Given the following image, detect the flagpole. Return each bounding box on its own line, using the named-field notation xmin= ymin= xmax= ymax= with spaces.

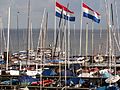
xmin=54 ymin=0 xmax=57 ymax=48
xmin=79 ymin=0 xmax=83 ymax=56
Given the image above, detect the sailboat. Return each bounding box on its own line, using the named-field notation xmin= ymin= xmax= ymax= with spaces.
xmin=96 ymin=0 xmax=120 ymax=89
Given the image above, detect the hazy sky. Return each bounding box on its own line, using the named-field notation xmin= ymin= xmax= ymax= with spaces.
xmin=0 ymin=0 xmax=120 ymax=29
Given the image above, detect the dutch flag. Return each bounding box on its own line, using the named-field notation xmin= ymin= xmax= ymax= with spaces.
xmin=55 ymin=2 xmax=75 ymax=22
xmin=82 ymin=3 xmax=100 ymax=23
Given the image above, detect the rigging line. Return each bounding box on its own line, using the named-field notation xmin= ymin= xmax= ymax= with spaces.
xmin=98 ymin=0 xmax=103 ymax=55
xmin=2 ymin=23 xmax=7 ymax=51
xmin=35 ymin=8 xmax=46 ymax=61
xmin=37 ymin=8 xmax=46 ymax=49
xmin=53 ymin=9 xmax=63 ymax=58
xmin=111 ymin=4 xmax=120 ymax=51
xmin=114 ymin=0 xmax=120 ymax=46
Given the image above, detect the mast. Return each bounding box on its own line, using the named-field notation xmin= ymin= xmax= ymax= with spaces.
xmin=17 ymin=12 xmax=19 ymax=52
xmin=98 ymin=26 xmax=102 ymax=54
xmin=30 ymin=22 xmax=33 ymax=50
xmin=64 ymin=14 xmax=67 ymax=90
xmin=91 ymin=21 xmax=94 ymax=65
xmin=26 ymin=0 xmax=30 ymax=66
xmin=105 ymin=0 xmax=111 ymax=69
xmin=114 ymin=0 xmax=120 ymax=46
xmin=65 ymin=3 xmax=69 ymax=90
xmin=68 ymin=11 xmax=70 ymax=67
xmin=6 ymin=7 xmax=11 ymax=70
xmin=0 ymin=17 xmax=3 ymax=56
xmin=2 ymin=23 xmax=6 ymax=52
xmin=108 ymin=3 xmax=112 ymax=73
xmin=37 ymin=8 xmax=46 ymax=50
xmin=43 ymin=12 xmax=48 ymax=48
xmin=111 ymin=3 xmax=116 ymax=76
xmin=73 ymin=24 xmax=76 ymax=56
xmin=85 ymin=23 xmax=88 ymax=66
xmin=110 ymin=4 xmax=120 ymax=51
xmin=79 ymin=0 xmax=83 ymax=56
xmin=53 ymin=8 xmax=63 ymax=58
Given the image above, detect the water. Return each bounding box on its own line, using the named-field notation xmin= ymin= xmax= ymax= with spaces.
xmin=1 ymin=29 xmax=119 ymax=56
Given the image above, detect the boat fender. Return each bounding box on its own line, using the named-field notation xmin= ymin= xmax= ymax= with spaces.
xmin=94 ymin=55 xmax=104 ymax=63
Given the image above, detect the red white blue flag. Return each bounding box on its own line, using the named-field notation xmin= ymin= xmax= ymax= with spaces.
xmin=56 ymin=2 xmax=75 ymax=22
xmin=82 ymin=3 xmax=100 ymax=23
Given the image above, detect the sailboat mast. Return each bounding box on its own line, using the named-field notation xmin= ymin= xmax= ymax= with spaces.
xmin=43 ymin=12 xmax=48 ymax=48
xmin=64 ymin=16 xmax=67 ymax=90
xmin=114 ymin=0 xmax=120 ymax=46
xmin=105 ymin=0 xmax=111 ymax=68
xmin=91 ymin=21 xmax=94 ymax=64
xmin=79 ymin=0 xmax=83 ymax=56
xmin=64 ymin=3 xmax=69 ymax=89
xmin=99 ymin=26 xmax=102 ymax=54
xmin=26 ymin=0 xmax=30 ymax=66
xmin=30 ymin=22 xmax=33 ymax=50
xmin=68 ymin=13 xmax=70 ymax=67
xmin=111 ymin=3 xmax=116 ymax=76
xmin=37 ymin=8 xmax=46 ymax=50
xmin=53 ymin=9 xmax=63 ymax=58
xmin=85 ymin=23 xmax=88 ymax=66
xmin=6 ymin=7 xmax=11 ymax=70
xmin=0 ymin=17 xmax=3 ymax=55
xmin=17 ymin=11 xmax=19 ymax=52
xmin=108 ymin=4 xmax=112 ymax=71
xmin=73 ymin=24 xmax=76 ymax=56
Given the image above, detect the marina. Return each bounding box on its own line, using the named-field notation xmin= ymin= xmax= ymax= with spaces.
xmin=0 ymin=0 xmax=120 ymax=90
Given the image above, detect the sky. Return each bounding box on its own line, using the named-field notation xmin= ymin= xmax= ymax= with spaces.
xmin=0 ymin=0 xmax=120 ymax=29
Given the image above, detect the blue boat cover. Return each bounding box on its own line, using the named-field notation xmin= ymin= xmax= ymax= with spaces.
xmin=96 ymin=86 xmax=107 ymax=90
xmin=19 ymin=75 xmax=39 ymax=84
xmin=70 ymin=64 xmax=81 ymax=70
xmin=66 ymin=78 xmax=85 ymax=85
xmin=107 ymin=86 xmax=120 ymax=90
xmin=61 ymin=70 xmax=76 ymax=76
xmin=45 ymin=59 xmax=64 ymax=63
xmin=102 ymin=72 xmax=112 ymax=78
xmin=97 ymin=86 xmax=120 ymax=90
xmin=1 ymin=79 xmax=19 ymax=85
xmin=42 ymin=69 xmax=56 ymax=76
xmin=0 ymin=59 xmax=5 ymax=64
